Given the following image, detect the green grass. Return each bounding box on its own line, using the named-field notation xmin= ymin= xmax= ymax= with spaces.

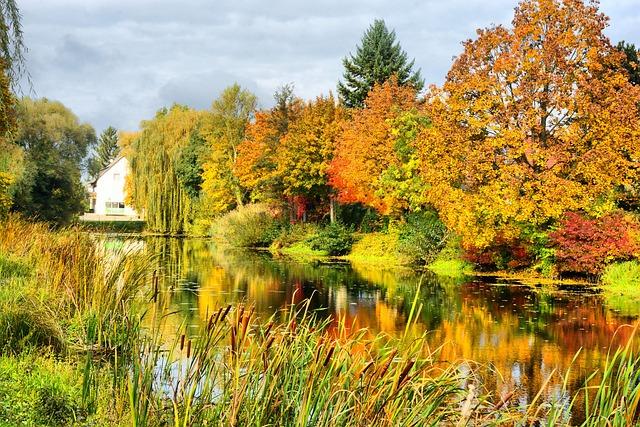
xmin=0 ymin=353 xmax=86 ymax=426
xmin=345 ymin=232 xmax=411 ymax=266
xmin=427 ymin=258 xmax=473 ymax=278
xmin=601 ymin=261 xmax=640 ymax=315
xmin=279 ymin=240 xmax=329 ymax=258
xmin=0 ymin=252 xmax=31 ymax=279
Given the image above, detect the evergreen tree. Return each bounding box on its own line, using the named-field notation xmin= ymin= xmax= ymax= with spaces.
xmin=88 ymin=126 xmax=120 ymax=178
xmin=338 ymin=19 xmax=424 ymax=108
xmin=617 ymin=41 xmax=640 ymax=85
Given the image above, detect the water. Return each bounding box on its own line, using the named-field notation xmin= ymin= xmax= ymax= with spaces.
xmin=119 ymin=237 xmax=640 ymax=417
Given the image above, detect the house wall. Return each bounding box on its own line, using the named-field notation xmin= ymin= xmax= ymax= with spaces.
xmin=93 ymin=157 xmax=138 ymax=217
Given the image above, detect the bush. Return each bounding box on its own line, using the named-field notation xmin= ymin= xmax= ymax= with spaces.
xmin=270 ymin=223 xmax=319 ymax=250
xmin=464 ymin=236 xmax=532 ymax=271
xmin=397 ymin=211 xmax=448 ymax=265
xmin=307 ymin=222 xmax=354 ymax=255
xmin=211 ymin=204 xmax=282 ymax=247
xmin=550 ymin=212 xmax=639 ymax=275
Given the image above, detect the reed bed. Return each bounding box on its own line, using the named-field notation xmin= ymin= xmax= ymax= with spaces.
xmin=0 ymin=215 xmax=639 ymax=426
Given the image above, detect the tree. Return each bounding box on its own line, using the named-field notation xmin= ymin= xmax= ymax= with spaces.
xmin=330 ymin=78 xmax=420 ymax=215
xmin=414 ymin=0 xmax=640 ymax=248
xmin=0 ymin=0 xmax=27 ymax=89
xmin=235 ymin=85 xmax=303 ymax=204
xmin=88 ymin=126 xmax=120 ymax=179
xmin=200 ymin=84 xmax=257 ymax=214
xmin=337 ymin=19 xmax=424 ymax=108
xmin=127 ymin=105 xmax=203 ymax=234
xmin=11 ymin=98 xmax=96 ymax=225
xmin=276 ymin=94 xmax=345 ymax=219
xmin=617 ymin=41 xmax=640 ymax=85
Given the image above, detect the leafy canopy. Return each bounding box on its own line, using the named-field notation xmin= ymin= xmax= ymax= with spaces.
xmin=338 ymin=19 xmax=424 ymax=108
xmin=11 ymin=98 xmax=96 ymax=225
xmin=414 ymin=0 xmax=640 ymax=248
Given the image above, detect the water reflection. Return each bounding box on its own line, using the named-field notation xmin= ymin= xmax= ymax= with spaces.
xmin=117 ymin=237 xmax=640 ymax=418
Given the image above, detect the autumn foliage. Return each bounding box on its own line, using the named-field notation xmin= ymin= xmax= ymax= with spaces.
xmin=413 ymin=0 xmax=640 ymax=248
xmin=329 ymin=78 xmax=420 ymax=215
xmin=550 ymin=212 xmax=639 ymax=275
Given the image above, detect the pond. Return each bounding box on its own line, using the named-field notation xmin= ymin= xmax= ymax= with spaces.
xmin=112 ymin=236 xmax=640 ymax=419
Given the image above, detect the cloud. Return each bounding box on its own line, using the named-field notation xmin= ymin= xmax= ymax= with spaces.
xmin=18 ymin=0 xmax=640 ymax=133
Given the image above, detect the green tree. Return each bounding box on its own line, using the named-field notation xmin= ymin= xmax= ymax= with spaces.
xmin=127 ymin=105 xmax=202 ymax=234
xmin=617 ymin=41 xmax=640 ymax=85
xmin=337 ymin=19 xmax=424 ymax=108
xmin=12 ymin=98 xmax=96 ymax=225
xmin=175 ymin=129 xmax=206 ymax=198
xmin=88 ymin=126 xmax=120 ymax=179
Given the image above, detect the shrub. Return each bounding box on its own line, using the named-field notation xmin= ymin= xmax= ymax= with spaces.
xmin=348 ymin=231 xmax=410 ymax=265
xmin=270 ymin=223 xmax=319 ymax=250
xmin=307 ymin=222 xmax=354 ymax=255
xmin=211 ymin=203 xmax=282 ymax=247
xmin=463 ymin=236 xmax=532 ymax=271
xmin=397 ymin=211 xmax=448 ymax=265
xmin=550 ymin=212 xmax=639 ymax=275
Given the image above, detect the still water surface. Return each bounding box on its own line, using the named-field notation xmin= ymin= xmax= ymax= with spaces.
xmin=115 ymin=237 xmax=640 ymax=416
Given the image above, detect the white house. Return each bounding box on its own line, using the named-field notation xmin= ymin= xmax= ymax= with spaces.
xmin=87 ymin=156 xmax=140 ymax=218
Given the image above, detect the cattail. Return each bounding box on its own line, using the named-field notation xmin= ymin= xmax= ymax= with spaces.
xmin=323 ymin=345 xmax=335 ymax=367
xmin=264 ymin=335 xmax=275 ymax=351
xmin=186 ymin=340 xmax=192 ymax=358
xmin=230 ymin=326 xmax=237 ymax=354
xmin=213 ymin=307 xmax=223 ymax=325
xmin=376 ymin=349 xmax=397 ymax=379
xmin=358 ymin=361 xmax=375 ymax=379
xmin=241 ymin=314 xmax=250 ymax=338
xmin=220 ymin=305 xmax=232 ymax=322
xmin=264 ymin=321 xmax=274 ymax=337
xmin=396 ymin=359 xmax=415 ymax=390
xmin=180 ymin=334 xmax=185 ymax=351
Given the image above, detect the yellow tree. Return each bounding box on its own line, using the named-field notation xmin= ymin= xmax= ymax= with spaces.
xmin=200 ymin=84 xmax=256 ymax=214
xmin=329 ymin=78 xmax=420 ymax=215
xmin=276 ymin=94 xmax=345 ymax=219
xmin=415 ymin=0 xmax=640 ymax=247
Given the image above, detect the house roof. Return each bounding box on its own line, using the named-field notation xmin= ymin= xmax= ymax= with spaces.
xmin=91 ymin=155 xmax=125 ymax=186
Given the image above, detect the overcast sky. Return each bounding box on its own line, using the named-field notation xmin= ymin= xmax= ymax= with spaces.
xmin=18 ymin=0 xmax=640 ymax=133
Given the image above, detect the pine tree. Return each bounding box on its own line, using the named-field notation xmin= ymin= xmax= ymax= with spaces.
xmin=617 ymin=41 xmax=640 ymax=85
xmin=338 ymin=19 xmax=424 ymax=108
xmin=88 ymin=126 xmax=120 ymax=178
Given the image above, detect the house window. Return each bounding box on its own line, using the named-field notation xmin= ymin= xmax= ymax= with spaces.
xmin=105 ymin=202 xmax=126 ymax=210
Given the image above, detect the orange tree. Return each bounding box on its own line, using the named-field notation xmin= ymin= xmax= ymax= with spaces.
xmin=414 ymin=0 xmax=640 ymax=248
xmin=329 ymin=78 xmax=422 ymax=216
xmin=235 ymin=85 xmax=303 ymax=204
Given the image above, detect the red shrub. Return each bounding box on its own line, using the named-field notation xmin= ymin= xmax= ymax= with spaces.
xmin=464 ymin=237 xmax=532 ymax=270
xmin=550 ymin=212 xmax=639 ymax=275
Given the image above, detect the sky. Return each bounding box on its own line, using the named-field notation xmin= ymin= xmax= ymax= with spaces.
xmin=18 ymin=0 xmax=640 ymax=133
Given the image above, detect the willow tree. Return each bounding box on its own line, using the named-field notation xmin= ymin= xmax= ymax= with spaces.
xmin=127 ymin=105 xmax=203 ymax=234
